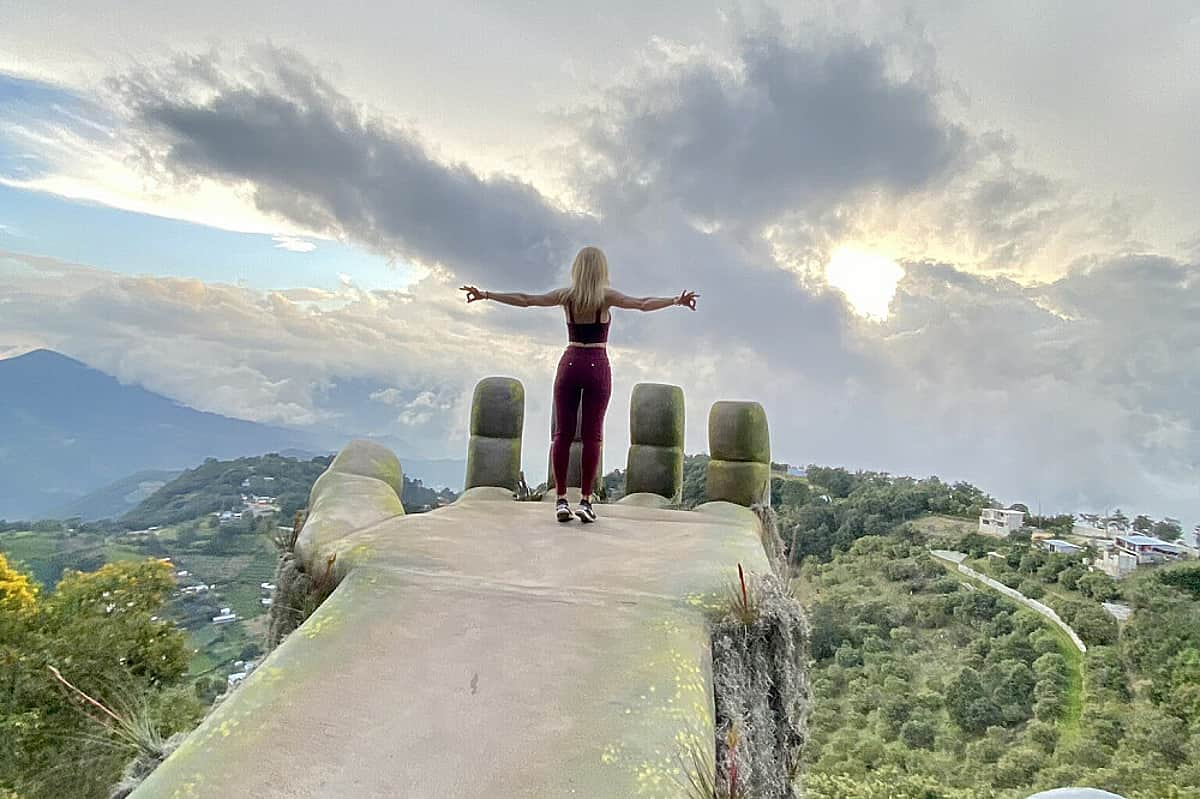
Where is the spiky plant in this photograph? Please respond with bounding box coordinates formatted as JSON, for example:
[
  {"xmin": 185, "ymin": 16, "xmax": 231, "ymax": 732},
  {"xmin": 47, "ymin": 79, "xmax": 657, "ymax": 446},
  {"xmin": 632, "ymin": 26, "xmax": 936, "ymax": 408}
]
[
  {"xmin": 726, "ymin": 563, "xmax": 761, "ymax": 626},
  {"xmin": 677, "ymin": 724, "xmax": 750, "ymax": 799}
]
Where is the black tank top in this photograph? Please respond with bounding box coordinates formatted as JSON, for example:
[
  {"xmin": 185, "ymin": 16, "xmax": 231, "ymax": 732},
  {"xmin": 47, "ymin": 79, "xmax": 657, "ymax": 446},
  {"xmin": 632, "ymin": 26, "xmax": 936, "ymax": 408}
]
[{"xmin": 566, "ymin": 304, "xmax": 610, "ymax": 344}]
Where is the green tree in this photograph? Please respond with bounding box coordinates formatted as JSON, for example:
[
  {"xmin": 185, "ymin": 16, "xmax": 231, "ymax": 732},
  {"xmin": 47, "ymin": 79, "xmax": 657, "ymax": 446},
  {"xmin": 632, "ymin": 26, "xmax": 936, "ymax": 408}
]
[
  {"xmin": 947, "ymin": 667, "xmax": 994, "ymax": 732},
  {"xmin": 0, "ymin": 558, "xmax": 201, "ymax": 799},
  {"xmin": 1058, "ymin": 564, "xmax": 1086, "ymax": 591},
  {"xmin": 1152, "ymin": 517, "xmax": 1183, "ymax": 542},
  {"xmin": 899, "ymin": 716, "xmax": 936, "ymax": 749},
  {"xmin": 1077, "ymin": 571, "xmax": 1119, "ymax": 602},
  {"xmin": 1018, "ymin": 578, "xmax": 1045, "ymax": 599},
  {"xmin": 1071, "ymin": 605, "xmax": 1119, "ymax": 646}
]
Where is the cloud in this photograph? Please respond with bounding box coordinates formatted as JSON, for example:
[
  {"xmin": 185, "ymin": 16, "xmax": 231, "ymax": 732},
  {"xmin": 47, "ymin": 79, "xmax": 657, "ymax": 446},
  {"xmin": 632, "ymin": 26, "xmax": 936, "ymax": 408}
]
[
  {"xmin": 874, "ymin": 256, "xmax": 1200, "ymax": 516},
  {"xmin": 575, "ymin": 27, "xmax": 968, "ymax": 230},
  {"xmin": 2, "ymin": 24, "xmax": 1195, "ymax": 522},
  {"xmin": 5, "ymin": 247, "xmax": 1197, "ymax": 522},
  {"xmin": 109, "ymin": 49, "xmax": 582, "ymax": 286},
  {"xmin": 271, "ymin": 235, "xmax": 317, "ymax": 253}
]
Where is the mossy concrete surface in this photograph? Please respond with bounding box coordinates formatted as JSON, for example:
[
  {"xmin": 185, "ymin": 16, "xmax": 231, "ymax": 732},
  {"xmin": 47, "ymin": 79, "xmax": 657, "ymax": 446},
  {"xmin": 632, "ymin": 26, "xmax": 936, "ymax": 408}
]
[
  {"xmin": 465, "ymin": 377, "xmax": 524, "ymax": 491},
  {"xmin": 626, "ymin": 444, "xmax": 684, "ymax": 501},
  {"xmin": 629, "ymin": 383, "xmax": 685, "ymax": 448},
  {"xmin": 464, "ymin": 434, "xmax": 522, "ymax": 491},
  {"xmin": 469, "ymin": 376, "xmax": 525, "ymax": 438},
  {"xmin": 133, "ymin": 451, "xmax": 774, "ymax": 799},
  {"xmin": 706, "ymin": 401, "xmax": 771, "ymax": 507},
  {"xmin": 707, "ymin": 401, "xmax": 770, "ymax": 464},
  {"xmin": 706, "ymin": 460, "xmax": 771, "ymax": 507}
]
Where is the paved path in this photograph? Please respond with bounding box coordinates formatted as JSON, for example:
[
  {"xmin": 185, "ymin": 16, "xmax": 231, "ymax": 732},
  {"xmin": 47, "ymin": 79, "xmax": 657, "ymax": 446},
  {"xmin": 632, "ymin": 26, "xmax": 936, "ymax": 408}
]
[
  {"xmin": 134, "ymin": 445, "xmax": 771, "ymax": 799},
  {"xmin": 930, "ymin": 550, "xmax": 1086, "ymax": 653}
]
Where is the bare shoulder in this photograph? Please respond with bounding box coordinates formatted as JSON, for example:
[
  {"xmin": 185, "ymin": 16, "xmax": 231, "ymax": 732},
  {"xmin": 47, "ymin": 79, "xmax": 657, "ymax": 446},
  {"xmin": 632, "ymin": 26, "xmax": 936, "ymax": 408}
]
[{"xmin": 534, "ymin": 287, "xmax": 568, "ymax": 307}]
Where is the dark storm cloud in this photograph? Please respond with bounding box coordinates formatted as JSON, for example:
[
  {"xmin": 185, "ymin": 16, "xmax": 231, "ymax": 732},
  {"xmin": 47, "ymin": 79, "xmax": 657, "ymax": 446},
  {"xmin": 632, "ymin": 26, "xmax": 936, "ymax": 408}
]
[
  {"xmin": 879, "ymin": 255, "xmax": 1200, "ymax": 516},
  {"xmin": 576, "ymin": 29, "xmax": 969, "ymax": 227},
  {"xmin": 111, "ymin": 50, "xmax": 580, "ymax": 284}
]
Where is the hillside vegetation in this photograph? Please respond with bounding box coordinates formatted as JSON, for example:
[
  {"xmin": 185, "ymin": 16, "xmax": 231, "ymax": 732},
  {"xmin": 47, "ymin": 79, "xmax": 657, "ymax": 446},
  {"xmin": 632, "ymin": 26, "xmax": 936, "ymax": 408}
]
[
  {"xmin": 0, "ymin": 453, "xmax": 460, "ymax": 702},
  {"xmin": 787, "ymin": 468, "xmax": 1200, "ymax": 798},
  {"xmin": 6, "ymin": 453, "xmax": 1199, "ymax": 798},
  {"xmin": 123, "ymin": 453, "xmax": 455, "ymax": 527}
]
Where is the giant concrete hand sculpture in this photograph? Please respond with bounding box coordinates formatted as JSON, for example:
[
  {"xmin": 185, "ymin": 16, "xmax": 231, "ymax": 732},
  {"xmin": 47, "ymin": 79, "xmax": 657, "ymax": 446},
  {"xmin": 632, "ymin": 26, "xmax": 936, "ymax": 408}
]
[{"xmin": 132, "ymin": 378, "xmax": 783, "ymax": 798}]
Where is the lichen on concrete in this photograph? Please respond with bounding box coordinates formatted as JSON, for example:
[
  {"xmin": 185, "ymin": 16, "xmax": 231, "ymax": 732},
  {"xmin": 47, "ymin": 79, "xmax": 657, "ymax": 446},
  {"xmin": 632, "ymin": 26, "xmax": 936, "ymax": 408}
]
[
  {"xmin": 709, "ymin": 570, "xmax": 810, "ymax": 799},
  {"xmin": 750, "ymin": 503, "xmax": 789, "ymax": 578}
]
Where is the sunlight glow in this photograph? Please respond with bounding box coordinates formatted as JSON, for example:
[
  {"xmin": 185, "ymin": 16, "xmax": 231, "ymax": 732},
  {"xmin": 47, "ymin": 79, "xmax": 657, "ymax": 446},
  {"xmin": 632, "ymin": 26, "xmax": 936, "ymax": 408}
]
[{"xmin": 825, "ymin": 247, "xmax": 905, "ymax": 321}]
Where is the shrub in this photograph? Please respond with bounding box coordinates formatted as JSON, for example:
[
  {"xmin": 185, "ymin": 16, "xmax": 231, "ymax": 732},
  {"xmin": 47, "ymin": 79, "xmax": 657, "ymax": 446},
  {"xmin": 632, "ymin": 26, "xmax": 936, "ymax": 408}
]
[{"xmin": 1018, "ymin": 579, "xmax": 1045, "ymax": 599}]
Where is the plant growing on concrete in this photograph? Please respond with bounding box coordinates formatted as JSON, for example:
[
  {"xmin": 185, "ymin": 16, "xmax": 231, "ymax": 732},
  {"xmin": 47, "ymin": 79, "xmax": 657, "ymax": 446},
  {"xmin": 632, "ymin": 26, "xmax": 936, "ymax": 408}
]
[
  {"xmin": 726, "ymin": 564, "xmax": 761, "ymax": 626},
  {"xmin": 45, "ymin": 665, "xmax": 189, "ymax": 799},
  {"xmin": 678, "ymin": 727, "xmax": 750, "ymax": 799},
  {"xmin": 513, "ymin": 472, "xmax": 547, "ymax": 502},
  {"xmin": 708, "ymin": 567, "xmax": 810, "ymax": 799},
  {"xmin": 266, "ymin": 512, "xmax": 338, "ymax": 648}
]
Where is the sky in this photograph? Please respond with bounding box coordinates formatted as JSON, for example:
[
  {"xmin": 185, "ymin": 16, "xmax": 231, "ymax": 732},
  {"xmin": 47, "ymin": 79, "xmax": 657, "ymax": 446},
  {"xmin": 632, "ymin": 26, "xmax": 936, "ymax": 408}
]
[{"xmin": 1, "ymin": 1, "xmax": 1197, "ymax": 523}]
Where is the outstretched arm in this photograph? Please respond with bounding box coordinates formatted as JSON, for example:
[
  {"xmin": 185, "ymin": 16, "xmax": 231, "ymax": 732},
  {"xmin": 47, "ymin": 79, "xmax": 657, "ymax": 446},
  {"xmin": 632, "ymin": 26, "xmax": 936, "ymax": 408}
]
[
  {"xmin": 608, "ymin": 289, "xmax": 699, "ymax": 312},
  {"xmin": 461, "ymin": 286, "xmax": 564, "ymax": 307}
]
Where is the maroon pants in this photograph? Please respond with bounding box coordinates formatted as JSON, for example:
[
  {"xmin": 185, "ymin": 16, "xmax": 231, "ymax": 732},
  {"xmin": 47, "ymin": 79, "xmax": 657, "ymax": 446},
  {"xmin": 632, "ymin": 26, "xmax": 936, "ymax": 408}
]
[{"xmin": 551, "ymin": 347, "xmax": 612, "ymax": 497}]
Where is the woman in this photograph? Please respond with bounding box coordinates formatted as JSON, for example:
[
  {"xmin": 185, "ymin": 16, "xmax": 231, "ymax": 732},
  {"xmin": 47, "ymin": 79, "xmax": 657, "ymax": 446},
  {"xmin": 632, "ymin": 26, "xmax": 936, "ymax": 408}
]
[{"xmin": 461, "ymin": 246, "xmax": 698, "ymax": 523}]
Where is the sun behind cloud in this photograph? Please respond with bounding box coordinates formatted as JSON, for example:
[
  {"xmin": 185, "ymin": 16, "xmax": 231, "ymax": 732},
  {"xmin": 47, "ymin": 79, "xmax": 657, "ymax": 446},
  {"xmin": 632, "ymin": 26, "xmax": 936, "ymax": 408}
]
[{"xmin": 825, "ymin": 246, "xmax": 905, "ymax": 321}]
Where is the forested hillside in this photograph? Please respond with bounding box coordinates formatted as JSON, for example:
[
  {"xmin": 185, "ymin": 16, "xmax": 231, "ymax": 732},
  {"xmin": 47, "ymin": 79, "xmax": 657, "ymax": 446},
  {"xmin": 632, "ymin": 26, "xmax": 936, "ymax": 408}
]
[
  {"xmin": 124, "ymin": 453, "xmax": 455, "ymax": 527},
  {"xmin": 785, "ymin": 469, "xmax": 1200, "ymax": 798}
]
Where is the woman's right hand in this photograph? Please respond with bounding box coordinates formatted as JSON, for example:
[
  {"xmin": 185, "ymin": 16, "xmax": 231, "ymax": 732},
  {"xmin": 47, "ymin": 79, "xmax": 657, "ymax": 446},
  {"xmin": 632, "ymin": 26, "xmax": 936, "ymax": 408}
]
[
  {"xmin": 676, "ymin": 290, "xmax": 699, "ymax": 310},
  {"xmin": 461, "ymin": 285, "xmax": 486, "ymax": 303}
]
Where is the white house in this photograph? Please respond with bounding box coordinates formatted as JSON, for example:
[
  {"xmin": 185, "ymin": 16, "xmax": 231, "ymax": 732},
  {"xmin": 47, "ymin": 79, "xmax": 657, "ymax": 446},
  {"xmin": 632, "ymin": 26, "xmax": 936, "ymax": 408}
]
[
  {"xmin": 979, "ymin": 508, "xmax": 1026, "ymax": 536},
  {"xmin": 1114, "ymin": 534, "xmax": 1187, "ymax": 565}
]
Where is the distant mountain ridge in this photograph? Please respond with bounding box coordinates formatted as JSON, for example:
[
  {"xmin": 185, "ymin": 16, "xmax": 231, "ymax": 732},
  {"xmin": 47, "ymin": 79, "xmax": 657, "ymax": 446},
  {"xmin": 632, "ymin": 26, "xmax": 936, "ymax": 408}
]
[
  {"xmin": 0, "ymin": 349, "xmax": 320, "ymax": 519},
  {"xmin": 0, "ymin": 349, "xmax": 466, "ymax": 520},
  {"xmin": 51, "ymin": 469, "xmax": 181, "ymax": 521}
]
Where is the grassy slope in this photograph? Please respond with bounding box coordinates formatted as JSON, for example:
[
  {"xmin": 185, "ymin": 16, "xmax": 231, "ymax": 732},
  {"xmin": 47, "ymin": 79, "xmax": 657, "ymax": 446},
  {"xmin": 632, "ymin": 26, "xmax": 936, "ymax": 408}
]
[{"xmin": 934, "ymin": 556, "xmax": 1085, "ymax": 741}]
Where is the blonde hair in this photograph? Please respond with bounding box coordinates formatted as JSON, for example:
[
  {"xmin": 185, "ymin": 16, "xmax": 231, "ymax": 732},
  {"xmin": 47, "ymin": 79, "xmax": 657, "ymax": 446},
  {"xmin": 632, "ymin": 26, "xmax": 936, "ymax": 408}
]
[{"xmin": 563, "ymin": 246, "xmax": 610, "ymax": 317}]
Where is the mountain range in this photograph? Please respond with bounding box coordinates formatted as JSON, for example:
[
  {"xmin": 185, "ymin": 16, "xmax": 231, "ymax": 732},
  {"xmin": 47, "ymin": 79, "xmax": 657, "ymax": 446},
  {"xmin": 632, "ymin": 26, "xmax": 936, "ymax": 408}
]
[{"xmin": 0, "ymin": 349, "xmax": 464, "ymax": 519}]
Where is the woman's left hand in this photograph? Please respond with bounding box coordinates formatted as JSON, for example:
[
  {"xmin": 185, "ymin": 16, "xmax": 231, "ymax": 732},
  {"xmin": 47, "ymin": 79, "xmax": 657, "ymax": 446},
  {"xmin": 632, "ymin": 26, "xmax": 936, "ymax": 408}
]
[
  {"xmin": 461, "ymin": 285, "xmax": 486, "ymax": 303},
  {"xmin": 677, "ymin": 290, "xmax": 699, "ymax": 310}
]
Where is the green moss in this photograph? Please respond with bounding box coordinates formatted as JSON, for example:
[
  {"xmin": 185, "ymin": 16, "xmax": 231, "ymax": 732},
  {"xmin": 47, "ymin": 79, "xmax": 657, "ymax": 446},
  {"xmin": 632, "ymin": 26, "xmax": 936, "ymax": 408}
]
[
  {"xmin": 469, "ymin": 377, "xmax": 525, "ymax": 438},
  {"xmin": 705, "ymin": 460, "xmax": 770, "ymax": 507},
  {"xmin": 465, "ymin": 435, "xmax": 522, "ymax": 490},
  {"xmin": 625, "ymin": 444, "xmax": 684, "ymax": 501},
  {"xmin": 708, "ymin": 401, "xmax": 770, "ymax": 464},
  {"xmin": 629, "ymin": 383, "xmax": 685, "ymax": 449}
]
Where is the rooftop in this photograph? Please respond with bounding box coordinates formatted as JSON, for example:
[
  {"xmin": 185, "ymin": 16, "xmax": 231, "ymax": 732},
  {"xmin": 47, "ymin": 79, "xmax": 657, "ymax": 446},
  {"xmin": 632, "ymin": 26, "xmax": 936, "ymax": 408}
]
[{"xmin": 1117, "ymin": 534, "xmax": 1183, "ymax": 549}]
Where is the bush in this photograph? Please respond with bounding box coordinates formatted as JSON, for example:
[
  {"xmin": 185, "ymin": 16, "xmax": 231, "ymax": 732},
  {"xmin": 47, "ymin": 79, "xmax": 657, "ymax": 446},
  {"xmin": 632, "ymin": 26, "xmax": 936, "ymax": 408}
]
[
  {"xmin": 1078, "ymin": 571, "xmax": 1119, "ymax": 602},
  {"xmin": 1018, "ymin": 579, "xmax": 1046, "ymax": 599},
  {"xmin": 1072, "ymin": 605, "xmax": 1119, "ymax": 646},
  {"xmin": 834, "ymin": 644, "xmax": 863, "ymax": 669},
  {"xmin": 900, "ymin": 717, "xmax": 936, "ymax": 749}
]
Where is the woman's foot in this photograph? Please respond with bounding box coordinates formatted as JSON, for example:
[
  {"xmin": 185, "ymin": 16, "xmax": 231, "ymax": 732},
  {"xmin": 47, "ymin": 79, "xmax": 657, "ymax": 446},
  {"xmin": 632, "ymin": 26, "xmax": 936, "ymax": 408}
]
[
  {"xmin": 575, "ymin": 497, "xmax": 597, "ymax": 523},
  {"xmin": 555, "ymin": 497, "xmax": 572, "ymax": 522}
]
